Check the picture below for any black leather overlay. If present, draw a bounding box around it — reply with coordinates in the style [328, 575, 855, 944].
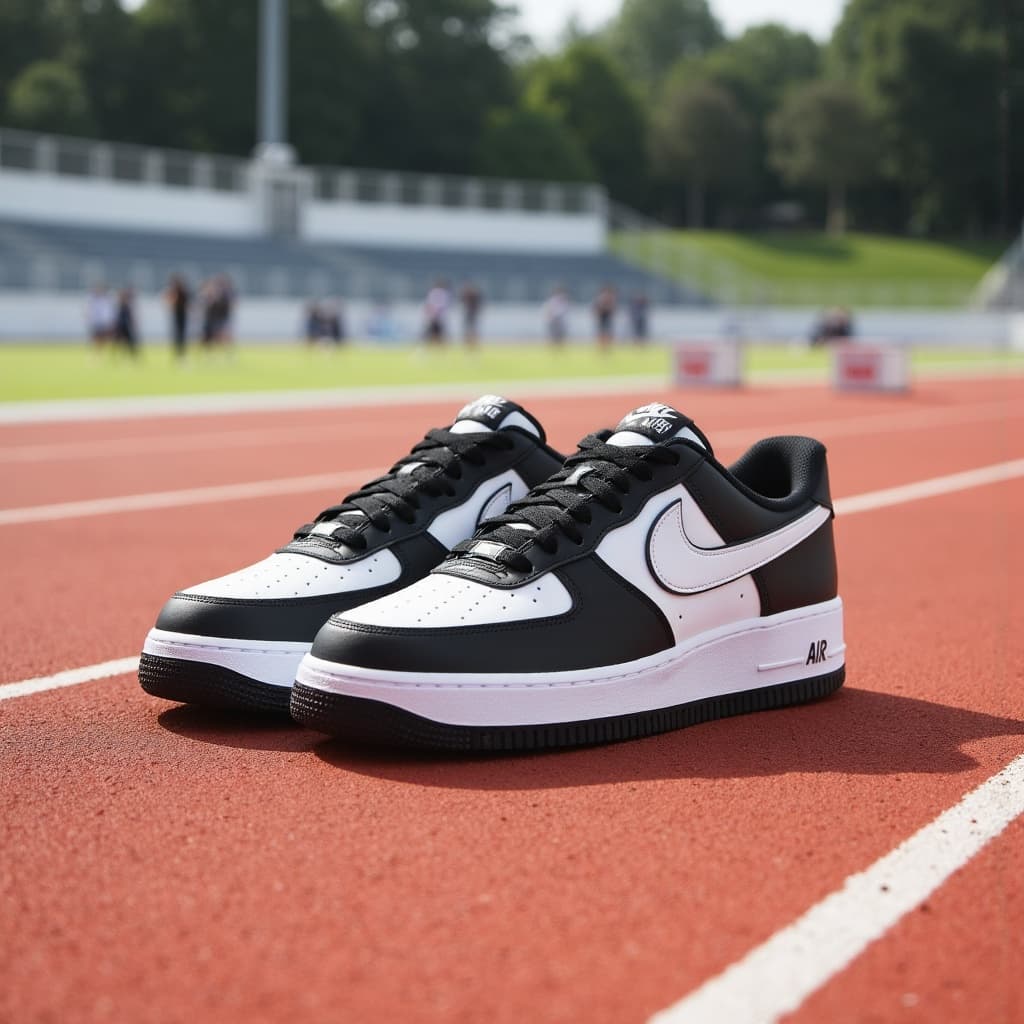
[279, 429, 563, 565]
[437, 442, 708, 589]
[310, 556, 675, 673]
[754, 518, 839, 615]
[155, 533, 449, 641]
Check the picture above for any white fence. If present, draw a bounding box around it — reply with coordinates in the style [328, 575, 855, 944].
[0, 126, 604, 217]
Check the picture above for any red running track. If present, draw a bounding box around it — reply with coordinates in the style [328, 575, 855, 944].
[1, 375, 1022, 1024]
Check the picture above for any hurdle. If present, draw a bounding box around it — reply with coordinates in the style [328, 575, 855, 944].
[672, 340, 744, 388]
[831, 342, 911, 393]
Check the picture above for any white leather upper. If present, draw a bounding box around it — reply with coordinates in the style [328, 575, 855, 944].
[595, 483, 761, 644]
[181, 549, 402, 599]
[340, 571, 573, 629]
[426, 469, 528, 549]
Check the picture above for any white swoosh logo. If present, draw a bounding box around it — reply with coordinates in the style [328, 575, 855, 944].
[476, 482, 513, 527]
[646, 501, 831, 594]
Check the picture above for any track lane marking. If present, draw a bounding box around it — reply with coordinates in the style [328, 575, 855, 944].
[2, 359, 1019, 426]
[0, 657, 140, 701]
[3, 457, 1021, 698]
[2, 398, 1018, 464]
[0, 469, 375, 526]
[649, 755, 1024, 1024]
[2, 460, 1024, 700]
[833, 458, 1024, 515]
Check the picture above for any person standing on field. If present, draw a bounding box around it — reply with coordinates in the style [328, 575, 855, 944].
[544, 286, 570, 347]
[85, 284, 115, 349]
[165, 274, 190, 359]
[593, 284, 617, 351]
[423, 279, 451, 346]
[460, 281, 483, 349]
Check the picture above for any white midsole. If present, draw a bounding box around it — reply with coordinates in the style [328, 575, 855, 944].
[142, 628, 312, 688]
[295, 597, 845, 726]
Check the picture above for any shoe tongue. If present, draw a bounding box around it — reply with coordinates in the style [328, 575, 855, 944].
[607, 402, 708, 450]
[450, 395, 545, 442]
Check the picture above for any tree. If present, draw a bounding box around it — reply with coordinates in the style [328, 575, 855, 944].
[526, 41, 648, 204]
[607, 0, 723, 92]
[768, 80, 877, 234]
[6, 59, 95, 136]
[702, 24, 821, 123]
[476, 106, 594, 181]
[349, 0, 517, 172]
[673, 24, 822, 219]
[831, 0, 1022, 235]
[651, 78, 752, 227]
[0, 0, 60, 104]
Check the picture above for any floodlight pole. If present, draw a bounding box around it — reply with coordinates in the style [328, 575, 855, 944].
[257, 0, 290, 158]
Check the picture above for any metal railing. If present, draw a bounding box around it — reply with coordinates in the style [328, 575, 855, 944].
[0, 251, 684, 306]
[609, 206, 983, 310]
[0, 126, 606, 216]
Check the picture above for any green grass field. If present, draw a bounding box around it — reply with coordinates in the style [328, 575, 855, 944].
[0, 342, 1019, 403]
[612, 231, 1006, 307]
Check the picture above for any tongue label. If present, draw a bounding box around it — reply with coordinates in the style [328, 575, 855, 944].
[614, 403, 689, 442]
[453, 395, 545, 440]
[456, 395, 514, 427]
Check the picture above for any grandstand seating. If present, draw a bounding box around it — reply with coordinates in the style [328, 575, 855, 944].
[0, 217, 707, 306]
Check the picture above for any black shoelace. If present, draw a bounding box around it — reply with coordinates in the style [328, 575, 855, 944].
[293, 428, 514, 551]
[450, 431, 680, 572]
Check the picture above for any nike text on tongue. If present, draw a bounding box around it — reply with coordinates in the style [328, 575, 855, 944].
[451, 395, 544, 440]
[608, 403, 708, 449]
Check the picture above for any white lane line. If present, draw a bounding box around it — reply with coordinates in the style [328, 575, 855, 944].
[834, 458, 1024, 516]
[3, 398, 1019, 465]
[0, 657, 140, 702]
[0, 373, 667, 425]
[2, 456, 1022, 701]
[650, 754, 1024, 1024]
[0, 468, 375, 526]
[0, 422, 384, 463]
[3, 443, 1022, 530]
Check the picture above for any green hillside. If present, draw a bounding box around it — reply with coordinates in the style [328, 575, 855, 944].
[612, 231, 1005, 308]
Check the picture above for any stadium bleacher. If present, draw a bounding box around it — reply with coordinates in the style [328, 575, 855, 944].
[0, 217, 705, 306]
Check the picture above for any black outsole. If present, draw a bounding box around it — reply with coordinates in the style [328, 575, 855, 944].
[290, 665, 846, 752]
[138, 653, 292, 713]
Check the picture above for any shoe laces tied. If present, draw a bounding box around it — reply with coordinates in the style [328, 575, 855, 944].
[449, 431, 679, 572]
[293, 428, 514, 551]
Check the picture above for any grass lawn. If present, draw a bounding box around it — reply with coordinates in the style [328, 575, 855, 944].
[612, 231, 1007, 307]
[0, 342, 1019, 403]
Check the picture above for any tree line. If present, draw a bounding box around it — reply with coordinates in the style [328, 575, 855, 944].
[1, 0, 1021, 237]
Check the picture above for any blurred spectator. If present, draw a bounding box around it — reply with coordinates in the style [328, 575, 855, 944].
[629, 291, 650, 344]
[218, 274, 236, 347]
[810, 307, 855, 346]
[423, 279, 451, 345]
[544, 286, 570, 347]
[86, 284, 115, 349]
[165, 274, 191, 359]
[305, 301, 346, 345]
[323, 301, 345, 343]
[113, 288, 139, 355]
[200, 274, 235, 349]
[460, 281, 483, 349]
[593, 284, 617, 351]
[622, 290, 647, 346]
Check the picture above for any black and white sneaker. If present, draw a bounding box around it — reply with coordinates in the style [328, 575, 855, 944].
[140, 396, 564, 712]
[291, 402, 845, 749]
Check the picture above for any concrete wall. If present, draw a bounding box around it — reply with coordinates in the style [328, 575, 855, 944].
[304, 199, 605, 253]
[0, 167, 606, 253]
[0, 169, 257, 236]
[0, 291, 1017, 346]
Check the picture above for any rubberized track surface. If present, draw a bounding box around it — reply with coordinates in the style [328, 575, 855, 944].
[2, 375, 1022, 1023]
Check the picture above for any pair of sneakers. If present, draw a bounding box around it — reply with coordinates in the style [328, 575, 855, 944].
[140, 395, 845, 751]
